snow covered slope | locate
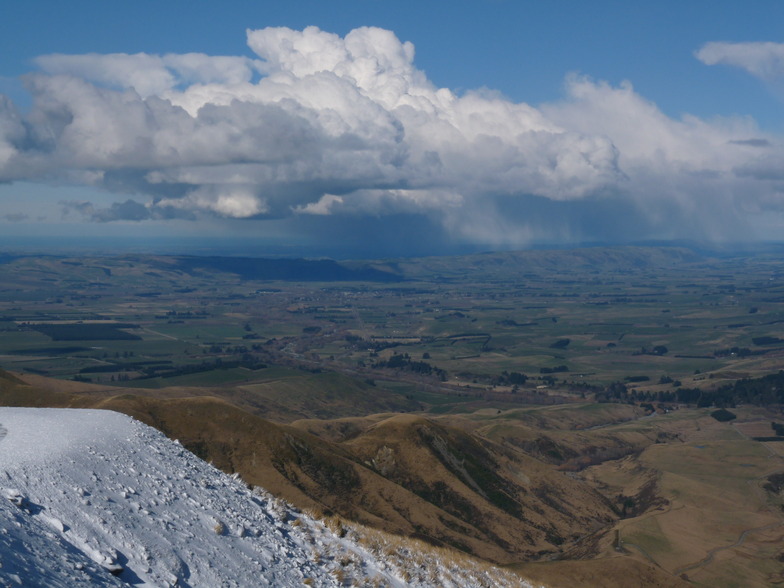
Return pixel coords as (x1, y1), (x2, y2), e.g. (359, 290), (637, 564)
(0, 407), (533, 587)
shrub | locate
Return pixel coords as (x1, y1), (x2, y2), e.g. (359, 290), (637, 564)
(710, 408), (737, 422)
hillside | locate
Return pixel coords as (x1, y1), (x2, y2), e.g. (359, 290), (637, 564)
(1, 244), (782, 587)
(0, 370), (615, 564)
(0, 406), (529, 587)
(7, 367), (780, 586)
(359, 246), (705, 281)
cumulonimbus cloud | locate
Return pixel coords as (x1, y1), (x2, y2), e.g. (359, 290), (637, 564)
(0, 26), (783, 247)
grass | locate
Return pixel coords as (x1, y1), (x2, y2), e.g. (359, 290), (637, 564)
(120, 367), (262, 388)
(621, 516), (673, 557)
(342, 519), (528, 588)
(6, 247), (784, 391)
(5, 249), (784, 586)
(584, 414), (784, 585)
(376, 379), (469, 408)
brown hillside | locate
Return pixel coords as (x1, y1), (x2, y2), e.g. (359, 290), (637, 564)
(512, 556), (690, 588)
(0, 370), (616, 564)
(18, 370), (419, 423)
(96, 395), (617, 563)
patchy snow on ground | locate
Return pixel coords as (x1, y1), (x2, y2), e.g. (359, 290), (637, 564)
(0, 407), (533, 587)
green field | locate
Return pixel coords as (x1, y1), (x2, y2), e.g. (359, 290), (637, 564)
(1, 247), (784, 409)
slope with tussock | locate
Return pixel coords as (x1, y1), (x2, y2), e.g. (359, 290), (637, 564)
(121, 398), (618, 563)
(0, 405), (538, 587)
(19, 369), (420, 423)
(336, 413), (617, 560)
(9, 368), (740, 585)
(0, 369), (615, 564)
(511, 557), (689, 588)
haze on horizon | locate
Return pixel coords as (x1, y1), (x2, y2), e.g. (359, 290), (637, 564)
(2, 2), (784, 258)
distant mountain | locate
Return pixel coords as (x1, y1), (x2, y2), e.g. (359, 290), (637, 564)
(0, 253), (404, 284)
(0, 244), (709, 285)
(363, 246), (706, 282)
(163, 255), (404, 282)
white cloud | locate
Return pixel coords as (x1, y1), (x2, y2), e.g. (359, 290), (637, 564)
(158, 185), (268, 218)
(696, 41), (784, 80)
(542, 75), (770, 175)
(0, 26), (783, 246)
(293, 194), (344, 215)
(35, 52), (262, 98)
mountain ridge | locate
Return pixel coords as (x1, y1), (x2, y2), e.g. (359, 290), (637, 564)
(0, 406), (532, 587)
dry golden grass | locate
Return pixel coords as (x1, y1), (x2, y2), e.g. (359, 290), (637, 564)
(511, 556), (689, 588)
(0, 371), (616, 564)
(7, 369), (784, 586)
(583, 413), (784, 587)
(340, 520), (531, 588)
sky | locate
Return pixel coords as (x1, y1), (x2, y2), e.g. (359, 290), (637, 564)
(2, 1), (784, 258)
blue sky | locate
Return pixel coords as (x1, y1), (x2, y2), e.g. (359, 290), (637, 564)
(1, 1), (784, 257)
(3, 1), (782, 123)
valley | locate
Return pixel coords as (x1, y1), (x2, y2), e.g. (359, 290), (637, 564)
(2, 245), (784, 586)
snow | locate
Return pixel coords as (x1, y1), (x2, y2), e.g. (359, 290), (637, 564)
(0, 407), (533, 587)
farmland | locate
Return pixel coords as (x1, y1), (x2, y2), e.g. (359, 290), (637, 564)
(1, 247), (784, 407)
(2, 245), (784, 586)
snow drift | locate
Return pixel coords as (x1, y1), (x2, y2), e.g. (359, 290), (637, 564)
(0, 407), (531, 587)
